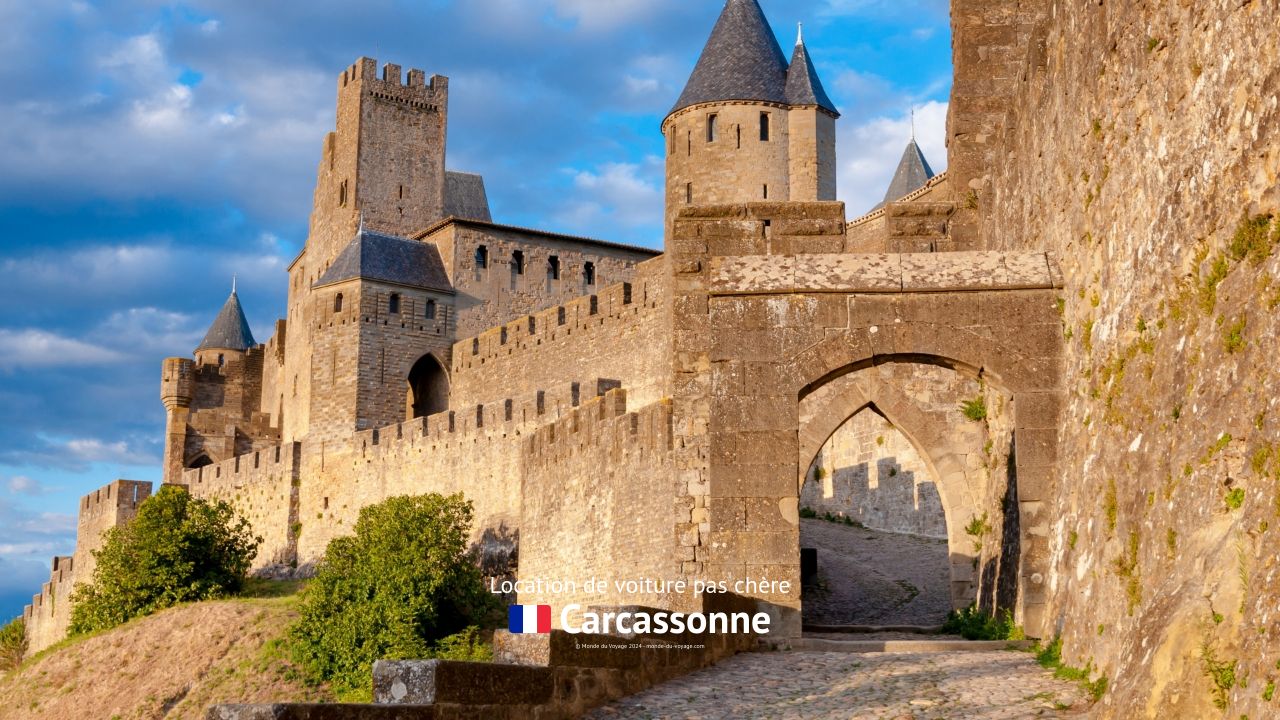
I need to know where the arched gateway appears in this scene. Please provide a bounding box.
[668,202,1064,638]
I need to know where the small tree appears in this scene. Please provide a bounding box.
[69,485,260,634]
[0,617,26,671]
[289,493,499,700]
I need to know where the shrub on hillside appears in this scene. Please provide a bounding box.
[289,493,500,700]
[0,617,26,671]
[69,485,261,634]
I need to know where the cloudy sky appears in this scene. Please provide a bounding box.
[0,0,951,620]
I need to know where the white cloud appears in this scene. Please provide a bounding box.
[556,157,664,237]
[837,100,948,216]
[6,476,40,495]
[0,329,126,370]
[63,438,159,466]
[90,307,203,357]
[131,83,194,132]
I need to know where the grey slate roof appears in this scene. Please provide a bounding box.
[670,0,790,116]
[197,292,256,351]
[785,40,839,116]
[881,138,936,205]
[443,171,492,222]
[314,229,454,292]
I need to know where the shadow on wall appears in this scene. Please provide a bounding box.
[978,435,1020,615]
[474,522,518,601]
[802,456,947,539]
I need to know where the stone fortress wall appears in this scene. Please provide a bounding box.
[958,1,1280,717]
[23,5,1280,717]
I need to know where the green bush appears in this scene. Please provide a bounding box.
[289,493,500,700]
[941,604,1023,640]
[70,485,260,634]
[0,617,26,671]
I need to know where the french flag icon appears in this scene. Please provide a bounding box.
[508,604,552,634]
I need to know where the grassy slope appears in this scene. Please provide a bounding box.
[0,582,332,720]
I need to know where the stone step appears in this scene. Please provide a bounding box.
[787,638,1034,653]
[802,624,945,634]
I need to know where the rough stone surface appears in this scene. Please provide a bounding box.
[585,649,1088,719]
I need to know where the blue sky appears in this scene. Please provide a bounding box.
[0,0,952,620]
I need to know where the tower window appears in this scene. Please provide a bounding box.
[760,112,770,141]
[736,125,741,149]
[687,131,691,155]
[668,126,676,155]
[217,354,225,366]
[334,293,343,313]
[474,245,488,269]
[512,250,525,275]
[425,298,437,319]
[584,262,596,286]
[548,255,561,280]
[686,182,693,204]
[763,184,768,199]
[388,293,400,314]
[338,179,348,206]
[706,114,717,142]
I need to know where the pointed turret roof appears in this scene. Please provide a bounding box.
[881,138,936,205]
[197,290,256,352]
[669,0,790,117]
[785,30,838,116]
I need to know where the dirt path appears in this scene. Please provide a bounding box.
[800,518,952,626]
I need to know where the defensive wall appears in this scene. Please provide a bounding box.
[960,1,1280,716]
[23,480,152,653]
[450,256,671,410]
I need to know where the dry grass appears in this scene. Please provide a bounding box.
[0,584,331,720]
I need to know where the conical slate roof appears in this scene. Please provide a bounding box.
[197,291,256,351]
[785,38,838,116]
[881,138,936,205]
[669,0,790,116]
[314,229,453,293]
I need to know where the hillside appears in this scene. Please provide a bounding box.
[0,585,332,720]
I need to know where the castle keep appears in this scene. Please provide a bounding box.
[24,1,1280,717]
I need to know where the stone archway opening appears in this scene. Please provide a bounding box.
[793,357,1019,631]
[799,403,953,627]
[407,353,450,420]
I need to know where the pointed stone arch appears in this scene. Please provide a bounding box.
[407,353,450,420]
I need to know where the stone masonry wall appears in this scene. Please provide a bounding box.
[450,257,671,410]
[803,407,948,539]
[425,222,659,341]
[968,1,1280,717]
[517,391,678,617]
[23,480,152,654]
[182,444,302,569]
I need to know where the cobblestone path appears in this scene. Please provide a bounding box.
[586,649,1087,719]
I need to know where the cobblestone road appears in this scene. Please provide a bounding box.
[586,649,1087,719]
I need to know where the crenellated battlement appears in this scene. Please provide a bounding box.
[182,441,302,491]
[450,263,666,374]
[77,479,151,527]
[339,57,447,111]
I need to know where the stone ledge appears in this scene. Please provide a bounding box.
[372,659,554,705]
[208,705,437,720]
[708,252,1061,296]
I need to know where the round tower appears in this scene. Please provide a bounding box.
[662,1,839,232]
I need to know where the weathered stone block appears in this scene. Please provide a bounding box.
[372,660,554,706]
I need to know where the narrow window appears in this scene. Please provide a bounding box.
[686,182,693,204]
[425,298,437,319]
[323,497,329,510]
[217,354,225,366]
[398,184,405,199]
[388,293,400,314]
[686,131,691,156]
[584,262,596,286]
[760,112,770,141]
[512,250,525,275]
[474,245,488,269]
[334,293,343,313]
[668,126,676,155]
[763,184,768,199]
[338,179,348,206]
[548,256,561,280]
[706,114,717,142]
[736,125,741,149]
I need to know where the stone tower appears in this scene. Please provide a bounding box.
[662,0,839,231]
[282,58,449,442]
